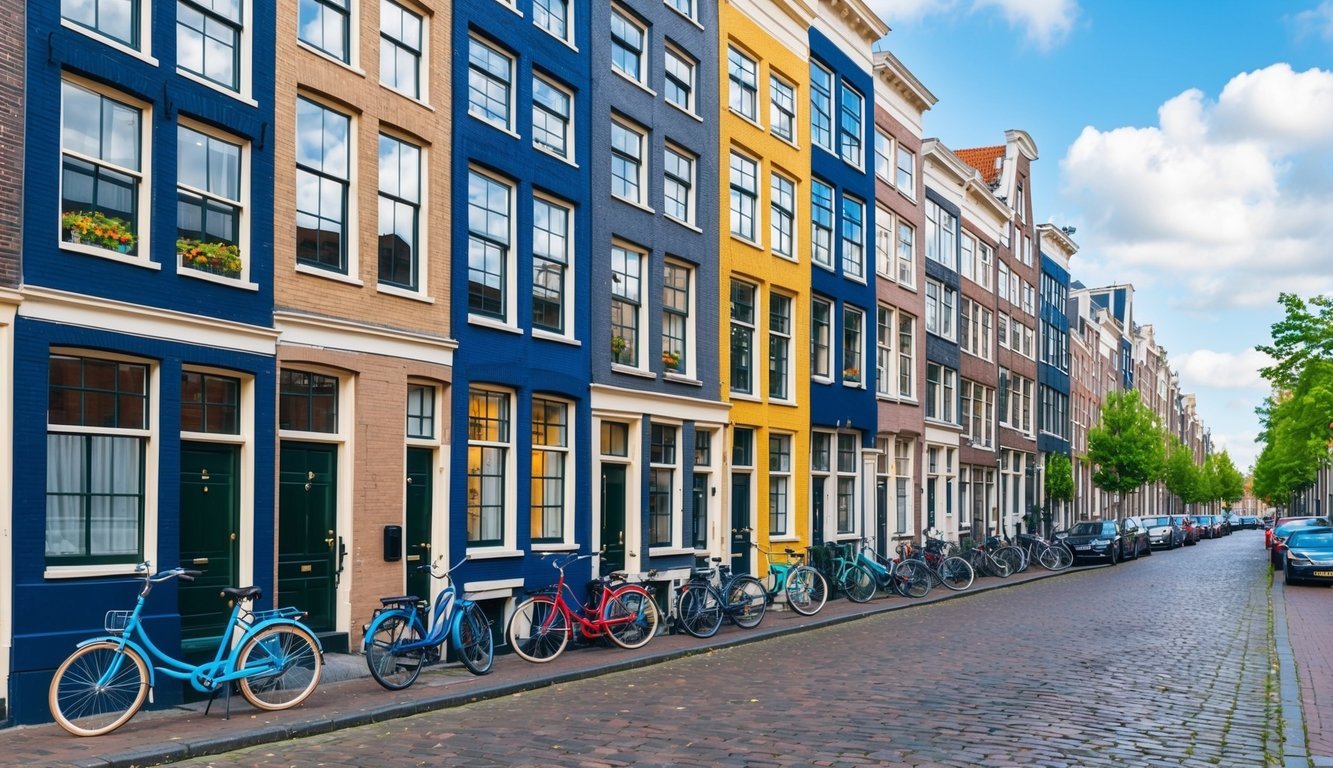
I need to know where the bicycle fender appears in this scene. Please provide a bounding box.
[229,618,325,666]
[363,608,416,651]
[75,635,157,688]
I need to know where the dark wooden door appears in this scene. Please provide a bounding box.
[278,442,338,634]
[812,477,826,546]
[405,447,433,600]
[730,473,751,575]
[178,443,239,649]
[600,465,626,573]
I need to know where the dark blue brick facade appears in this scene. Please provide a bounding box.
[9,2,278,725]
[450,0,594,588]
[809,31,877,448]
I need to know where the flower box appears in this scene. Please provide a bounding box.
[178,238,243,279]
[661,351,681,369]
[62,210,136,252]
[843,368,861,380]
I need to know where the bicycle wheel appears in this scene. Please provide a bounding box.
[1036,544,1062,571]
[840,564,876,603]
[677,583,723,638]
[507,596,570,663]
[1051,542,1074,570]
[236,624,323,710]
[364,609,426,690]
[603,585,660,649]
[984,552,1013,578]
[727,576,768,629]
[453,602,494,675]
[937,556,975,590]
[995,546,1024,576]
[893,560,932,598]
[784,566,828,616]
[49,641,149,737]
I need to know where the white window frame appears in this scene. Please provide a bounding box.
[926,362,957,424]
[841,194,865,280]
[379,0,423,100]
[812,295,832,381]
[770,73,796,143]
[530,396,574,546]
[467,34,515,133]
[769,172,795,260]
[730,279,757,395]
[532,73,574,162]
[810,61,833,152]
[811,178,833,269]
[661,260,694,376]
[176,118,249,284]
[896,146,916,199]
[59,78,152,267]
[727,46,759,122]
[663,143,695,226]
[648,423,681,550]
[611,117,648,206]
[925,279,956,341]
[838,82,863,168]
[533,0,572,45]
[769,432,793,537]
[897,313,916,401]
[663,45,695,115]
[842,304,864,386]
[875,210,893,279]
[610,6,647,85]
[768,290,793,401]
[532,193,574,337]
[729,150,759,243]
[466,166,516,326]
[466,386,516,552]
[874,129,892,182]
[896,220,915,289]
[611,241,648,369]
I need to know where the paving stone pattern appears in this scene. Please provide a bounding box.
[161,534,1278,768]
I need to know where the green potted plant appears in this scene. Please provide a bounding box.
[62,210,136,252]
[843,367,860,381]
[611,335,628,362]
[661,349,681,369]
[177,238,243,278]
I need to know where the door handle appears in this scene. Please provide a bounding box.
[618,531,624,545]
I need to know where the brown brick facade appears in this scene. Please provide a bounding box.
[0,0,24,288]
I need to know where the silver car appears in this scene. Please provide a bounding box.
[1138,515,1184,549]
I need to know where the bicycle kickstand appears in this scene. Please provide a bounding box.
[203,682,235,720]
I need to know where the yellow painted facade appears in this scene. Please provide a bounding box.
[718,0,816,569]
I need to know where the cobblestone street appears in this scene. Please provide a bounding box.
[161,532,1276,768]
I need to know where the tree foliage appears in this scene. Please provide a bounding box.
[1088,390,1165,496]
[1212,450,1245,508]
[1252,358,1333,502]
[1255,293,1333,391]
[1045,452,1075,503]
[1162,438,1200,506]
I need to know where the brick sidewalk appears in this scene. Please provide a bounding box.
[1280,578,1333,766]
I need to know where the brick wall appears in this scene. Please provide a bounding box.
[273,0,452,335]
[0,0,23,287]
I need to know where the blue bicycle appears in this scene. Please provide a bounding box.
[364,557,494,688]
[49,562,323,737]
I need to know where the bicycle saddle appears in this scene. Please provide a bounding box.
[220,586,262,602]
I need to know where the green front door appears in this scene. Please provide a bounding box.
[405,447,433,601]
[730,473,751,575]
[278,442,338,635]
[600,465,626,572]
[178,443,239,650]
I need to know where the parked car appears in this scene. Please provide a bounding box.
[1282,527,1333,586]
[1268,516,1323,549]
[1172,515,1201,545]
[1271,518,1332,568]
[1139,515,1184,549]
[1233,516,1260,530]
[1194,515,1223,539]
[1065,519,1146,565]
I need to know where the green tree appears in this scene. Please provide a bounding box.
[1044,452,1075,529]
[1213,450,1245,510]
[1252,359,1333,505]
[1088,390,1166,504]
[1162,438,1200,510]
[1255,292,1333,391]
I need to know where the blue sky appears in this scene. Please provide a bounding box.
[867,0,1333,472]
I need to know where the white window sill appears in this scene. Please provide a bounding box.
[62,241,161,270]
[468,314,523,334]
[295,262,364,286]
[465,547,524,561]
[377,283,436,303]
[533,329,580,346]
[180,266,259,291]
[296,39,365,77]
[611,363,656,379]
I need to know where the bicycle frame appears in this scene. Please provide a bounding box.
[81,566,316,696]
[531,554,631,639]
[378,559,473,654]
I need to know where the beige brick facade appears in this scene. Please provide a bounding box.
[273,0,454,646]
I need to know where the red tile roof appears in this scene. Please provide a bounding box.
[955,146,1004,186]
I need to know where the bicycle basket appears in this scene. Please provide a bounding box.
[104,610,132,636]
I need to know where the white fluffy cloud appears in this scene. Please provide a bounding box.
[1175,349,1274,391]
[868,0,1078,50]
[1293,1,1333,41]
[1061,64,1333,311]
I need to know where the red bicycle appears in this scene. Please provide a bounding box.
[505,552,660,663]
